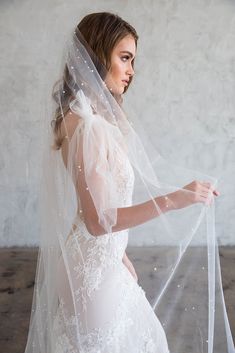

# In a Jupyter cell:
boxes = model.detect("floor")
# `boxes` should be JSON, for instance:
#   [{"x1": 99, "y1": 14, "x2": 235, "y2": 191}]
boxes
[{"x1": 0, "y1": 246, "x2": 234, "y2": 353}]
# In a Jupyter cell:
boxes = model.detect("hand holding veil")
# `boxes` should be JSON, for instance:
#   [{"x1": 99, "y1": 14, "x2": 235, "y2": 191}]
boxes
[{"x1": 24, "y1": 29, "x2": 235, "y2": 353}]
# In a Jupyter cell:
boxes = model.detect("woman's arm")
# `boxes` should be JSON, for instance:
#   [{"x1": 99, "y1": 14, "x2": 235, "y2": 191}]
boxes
[
  {"x1": 80, "y1": 178, "x2": 219, "y2": 237},
  {"x1": 113, "y1": 194, "x2": 171, "y2": 233}
]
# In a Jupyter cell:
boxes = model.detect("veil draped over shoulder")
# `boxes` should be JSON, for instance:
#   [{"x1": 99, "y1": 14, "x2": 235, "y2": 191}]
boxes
[{"x1": 24, "y1": 30, "x2": 235, "y2": 353}]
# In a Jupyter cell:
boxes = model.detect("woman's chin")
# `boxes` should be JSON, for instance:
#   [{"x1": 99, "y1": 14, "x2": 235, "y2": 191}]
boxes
[
  {"x1": 110, "y1": 88, "x2": 124, "y2": 96},
  {"x1": 119, "y1": 87, "x2": 125, "y2": 95}
]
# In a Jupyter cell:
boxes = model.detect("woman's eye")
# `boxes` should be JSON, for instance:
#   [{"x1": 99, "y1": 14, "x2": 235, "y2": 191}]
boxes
[{"x1": 121, "y1": 56, "x2": 130, "y2": 62}]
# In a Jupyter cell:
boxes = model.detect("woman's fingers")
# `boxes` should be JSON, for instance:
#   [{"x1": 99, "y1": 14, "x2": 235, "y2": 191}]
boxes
[
  {"x1": 201, "y1": 182, "x2": 220, "y2": 198},
  {"x1": 181, "y1": 180, "x2": 220, "y2": 208},
  {"x1": 195, "y1": 181, "x2": 220, "y2": 205}
]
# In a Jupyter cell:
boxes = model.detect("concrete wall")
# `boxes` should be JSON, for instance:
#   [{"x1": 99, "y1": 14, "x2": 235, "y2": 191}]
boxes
[{"x1": 0, "y1": 0, "x2": 234, "y2": 246}]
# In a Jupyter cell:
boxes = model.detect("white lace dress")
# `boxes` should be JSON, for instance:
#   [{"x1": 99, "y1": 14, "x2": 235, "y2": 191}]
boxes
[{"x1": 52, "y1": 137, "x2": 170, "y2": 353}]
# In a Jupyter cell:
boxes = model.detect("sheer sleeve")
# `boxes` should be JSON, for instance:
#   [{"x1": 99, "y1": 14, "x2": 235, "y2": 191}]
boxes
[{"x1": 69, "y1": 94, "x2": 121, "y2": 235}]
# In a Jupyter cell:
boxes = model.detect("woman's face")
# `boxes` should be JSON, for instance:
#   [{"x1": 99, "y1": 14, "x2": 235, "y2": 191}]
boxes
[{"x1": 105, "y1": 34, "x2": 136, "y2": 95}]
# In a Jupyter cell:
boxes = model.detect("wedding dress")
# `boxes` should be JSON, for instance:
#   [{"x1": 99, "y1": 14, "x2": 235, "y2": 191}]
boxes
[{"x1": 52, "y1": 128, "x2": 169, "y2": 352}]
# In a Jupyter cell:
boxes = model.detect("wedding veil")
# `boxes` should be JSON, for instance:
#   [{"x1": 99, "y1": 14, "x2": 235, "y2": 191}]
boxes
[{"x1": 24, "y1": 27, "x2": 235, "y2": 353}]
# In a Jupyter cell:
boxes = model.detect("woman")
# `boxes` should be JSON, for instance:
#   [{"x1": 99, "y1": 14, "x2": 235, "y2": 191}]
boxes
[{"x1": 24, "y1": 12, "x2": 234, "y2": 353}]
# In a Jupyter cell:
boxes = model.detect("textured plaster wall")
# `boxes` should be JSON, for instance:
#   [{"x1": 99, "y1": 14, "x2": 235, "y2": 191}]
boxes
[{"x1": 0, "y1": 0, "x2": 234, "y2": 246}]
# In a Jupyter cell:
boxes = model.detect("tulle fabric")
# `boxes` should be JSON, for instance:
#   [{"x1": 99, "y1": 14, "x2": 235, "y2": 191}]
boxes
[{"x1": 24, "y1": 30, "x2": 235, "y2": 353}]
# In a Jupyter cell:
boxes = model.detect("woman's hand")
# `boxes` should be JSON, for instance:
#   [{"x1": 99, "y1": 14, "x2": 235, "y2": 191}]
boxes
[
  {"x1": 168, "y1": 180, "x2": 220, "y2": 210},
  {"x1": 122, "y1": 252, "x2": 138, "y2": 282}
]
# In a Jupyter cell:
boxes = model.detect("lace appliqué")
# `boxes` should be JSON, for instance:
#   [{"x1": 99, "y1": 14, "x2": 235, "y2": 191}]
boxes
[
  {"x1": 65, "y1": 229, "x2": 128, "y2": 312},
  {"x1": 53, "y1": 271, "x2": 158, "y2": 353},
  {"x1": 74, "y1": 239, "x2": 119, "y2": 307}
]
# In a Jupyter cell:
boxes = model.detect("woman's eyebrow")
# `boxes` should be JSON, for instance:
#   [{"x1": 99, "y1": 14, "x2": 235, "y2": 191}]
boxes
[{"x1": 119, "y1": 50, "x2": 134, "y2": 58}]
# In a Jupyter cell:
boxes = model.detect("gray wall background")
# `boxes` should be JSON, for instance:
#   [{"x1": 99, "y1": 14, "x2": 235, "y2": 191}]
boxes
[{"x1": 0, "y1": 0, "x2": 235, "y2": 246}]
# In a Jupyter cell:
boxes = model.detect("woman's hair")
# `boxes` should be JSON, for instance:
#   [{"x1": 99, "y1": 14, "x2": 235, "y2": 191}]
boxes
[{"x1": 51, "y1": 12, "x2": 138, "y2": 150}]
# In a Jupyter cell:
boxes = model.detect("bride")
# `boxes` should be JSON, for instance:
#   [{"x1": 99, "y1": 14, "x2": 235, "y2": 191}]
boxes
[{"x1": 24, "y1": 12, "x2": 234, "y2": 353}]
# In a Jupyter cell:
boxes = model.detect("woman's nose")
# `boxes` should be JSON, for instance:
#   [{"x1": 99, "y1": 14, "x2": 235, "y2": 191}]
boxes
[{"x1": 127, "y1": 64, "x2": 134, "y2": 76}]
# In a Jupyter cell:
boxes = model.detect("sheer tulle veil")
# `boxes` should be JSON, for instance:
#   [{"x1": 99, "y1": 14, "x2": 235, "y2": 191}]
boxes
[{"x1": 24, "y1": 22, "x2": 235, "y2": 353}]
